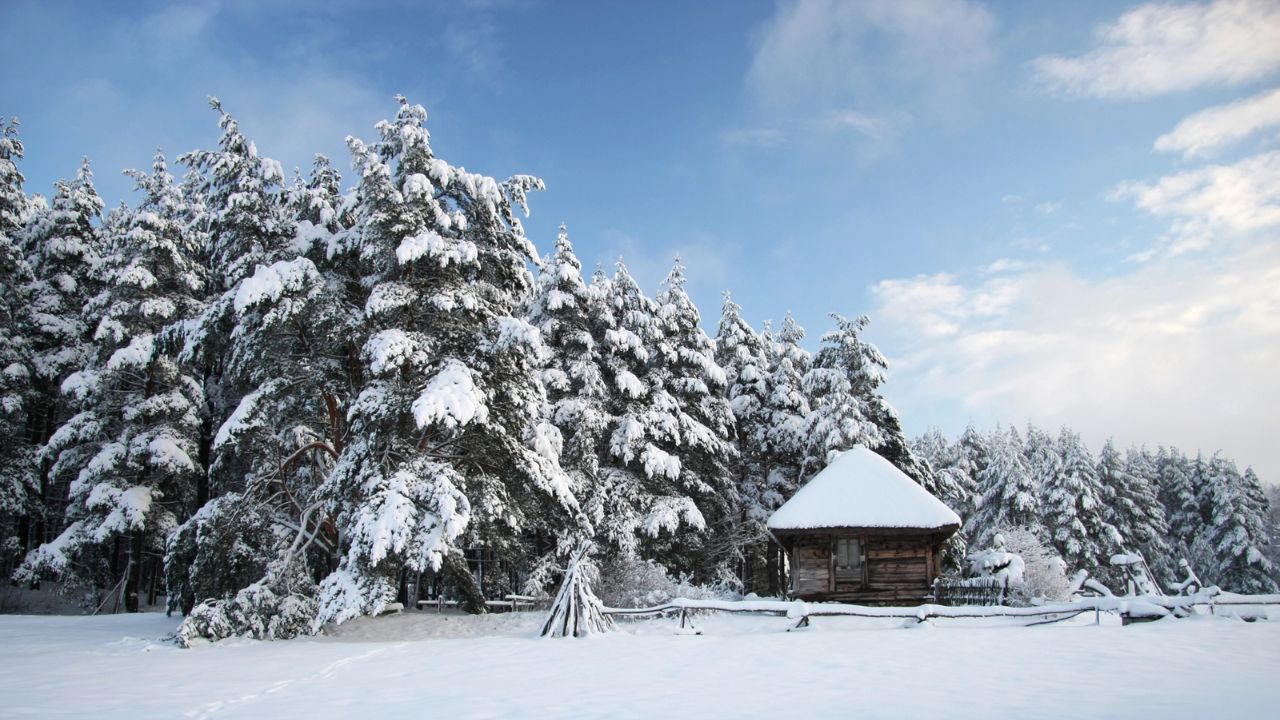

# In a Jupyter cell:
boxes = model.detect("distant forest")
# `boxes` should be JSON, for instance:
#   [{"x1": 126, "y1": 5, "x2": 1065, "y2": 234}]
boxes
[{"x1": 1, "y1": 98, "x2": 1275, "y2": 642}]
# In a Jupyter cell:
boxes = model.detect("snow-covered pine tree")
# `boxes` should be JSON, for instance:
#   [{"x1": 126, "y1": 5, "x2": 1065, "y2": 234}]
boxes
[
  {"x1": 523, "y1": 225, "x2": 604, "y2": 588},
  {"x1": 16, "y1": 152, "x2": 205, "y2": 611},
  {"x1": 1042, "y1": 428, "x2": 1123, "y2": 579},
  {"x1": 176, "y1": 99, "x2": 298, "y2": 499},
  {"x1": 288, "y1": 154, "x2": 351, "y2": 238},
  {"x1": 958, "y1": 422, "x2": 991, "y2": 490},
  {"x1": 760, "y1": 313, "x2": 811, "y2": 506},
  {"x1": 314, "y1": 96, "x2": 575, "y2": 626},
  {"x1": 801, "y1": 313, "x2": 884, "y2": 477},
  {"x1": 754, "y1": 313, "x2": 811, "y2": 593},
  {"x1": 651, "y1": 261, "x2": 736, "y2": 583},
  {"x1": 167, "y1": 143, "x2": 362, "y2": 627},
  {"x1": 1105, "y1": 444, "x2": 1175, "y2": 584},
  {"x1": 1195, "y1": 456, "x2": 1275, "y2": 593},
  {"x1": 591, "y1": 260, "x2": 711, "y2": 580},
  {"x1": 966, "y1": 427, "x2": 1038, "y2": 550},
  {"x1": 714, "y1": 292, "x2": 772, "y2": 590},
  {"x1": 19, "y1": 158, "x2": 105, "y2": 560},
  {"x1": 1154, "y1": 446, "x2": 1200, "y2": 562},
  {"x1": 180, "y1": 98, "x2": 294, "y2": 292},
  {"x1": 1264, "y1": 483, "x2": 1280, "y2": 585},
  {"x1": 912, "y1": 428, "x2": 976, "y2": 571},
  {"x1": 0, "y1": 117, "x2": 37, "y2": 571},
  {"x1": 1021, "y1": 423, "x2": 1058, "y2": 543}
]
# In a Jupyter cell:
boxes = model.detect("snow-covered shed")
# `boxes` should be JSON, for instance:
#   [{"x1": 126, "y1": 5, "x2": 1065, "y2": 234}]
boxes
[{"x1": 767, "y1": 446, "x2": 961, "y2": 604}]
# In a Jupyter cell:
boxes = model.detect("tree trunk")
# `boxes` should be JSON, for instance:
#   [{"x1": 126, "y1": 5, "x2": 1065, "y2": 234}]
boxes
[
  {"x1": 765, "y1": 541, "x2": 779, "y2": 597},
  {"x1": 443, "y1": 552, "x2": 487, "y2": 614},
  {"x1": 124, "y1": 530, "x2": 144, "y2": 613}
]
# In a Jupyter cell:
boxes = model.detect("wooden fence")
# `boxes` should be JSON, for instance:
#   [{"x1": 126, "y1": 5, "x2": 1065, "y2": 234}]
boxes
[{"x1": 600, "y1": 589, "x2": 1280, "y2": 633}]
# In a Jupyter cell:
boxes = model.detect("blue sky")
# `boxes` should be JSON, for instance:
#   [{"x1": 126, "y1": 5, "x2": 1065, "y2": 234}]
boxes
[{"x1": 4, "y1": 0, "x2": 1280, "y2": 480}]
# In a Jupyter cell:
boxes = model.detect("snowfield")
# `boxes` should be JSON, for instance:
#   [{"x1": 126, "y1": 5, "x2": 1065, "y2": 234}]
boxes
[{"x1": 1, "y1": 609, "x2": 1277, "y2": 719}]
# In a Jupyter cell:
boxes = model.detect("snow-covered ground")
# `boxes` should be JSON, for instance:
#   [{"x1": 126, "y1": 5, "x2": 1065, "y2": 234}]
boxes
[{"x1": 1, "y1": 609, "x2": 1276, "y2": 719}]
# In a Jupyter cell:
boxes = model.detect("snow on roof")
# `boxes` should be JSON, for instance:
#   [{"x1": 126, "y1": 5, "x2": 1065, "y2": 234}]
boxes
[{"x1": 767, "y1": 446, "x2": 961, "y2": 531}]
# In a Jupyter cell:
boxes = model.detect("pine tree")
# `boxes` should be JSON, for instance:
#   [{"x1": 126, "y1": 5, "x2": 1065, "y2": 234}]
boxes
[
  {"x1": 966, "y1": 427, "x2": 1038, "y2": 549},
  {"x1": 652, "y1": 261, "x2": 736, "y2": 582},
  {"x1": 591, "y1": 260, "x2": 709, "y2": 578},
  {"x1": 523, "y1": 225, "x2": 605, "y2": 588},
  {"x1": 177, "y1": 99, "x2": 298, "y2": 500},
  {"x1": 1196, "y1": 456, "x2": 1275, "y2": 593},
  {"x1": 19, "y1": 158, "x2": 105, "y2": 564},
  {"x1": 0, "y1": 117, "x2": 37, "y2": 570},
  {"x1": 1155, "y1": 446, "x2": 1200, "y2": 562},
  {"x1": 180, "y1": 98, "x2": 294, "y2": 292},
  {"x1": 1103, "y1": 444, "x2": 1175, "y2": 584},
  {"x1": 714, "y1": 292, "x2": 772, "y2": 589},
  {"x1": 760, "y1": 313, "x2": 811, "y2": 504},
  {"x1": 801, "y1": 313, "x2": 884, "y2": 476},
  {"x1": 313, "y1": 97, "x2": 575, "y2": 626},
  {"x1": 166, "y1": 143, "x2": 361, "y2": 623},
  {"x1": 16, "y1": 153, "x2": 205, "y2": 612},
  {"x1": 912, "y1": 427, "x2": 976, "y2": 571},
  {"x1": 1042, "y1": 429, "x2": 1123, "y2": 578},
  {"x1": 1021, "y1": 423, "x2": 1058, "y2": 543}
]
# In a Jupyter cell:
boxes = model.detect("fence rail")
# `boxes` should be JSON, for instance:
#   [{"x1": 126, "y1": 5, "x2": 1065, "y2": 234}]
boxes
[{"x1": 600, "y1": 589, "x2": 1280, "y2": 632}]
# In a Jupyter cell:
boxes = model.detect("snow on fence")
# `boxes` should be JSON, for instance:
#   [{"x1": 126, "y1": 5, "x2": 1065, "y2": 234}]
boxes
[{"x1": 599, "y1": 589, "x2": 1280, "y2": 633}]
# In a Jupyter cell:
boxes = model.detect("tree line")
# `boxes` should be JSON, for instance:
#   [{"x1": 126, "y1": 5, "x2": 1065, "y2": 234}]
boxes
[{"x1": 0, "y1": 98, "x2": 1274, "y2": 642}]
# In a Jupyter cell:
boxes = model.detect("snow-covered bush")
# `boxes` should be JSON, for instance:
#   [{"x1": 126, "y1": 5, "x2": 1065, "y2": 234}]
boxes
[
  {"x1": 970, "y1": 529, "x2": 1070, "y2": 605},
  {"x1": 593, "y1": 555, "x2": 725, "y2": 609},
  {"x1": 175, "y1": 557, "x2": 317, "y2": 646}
]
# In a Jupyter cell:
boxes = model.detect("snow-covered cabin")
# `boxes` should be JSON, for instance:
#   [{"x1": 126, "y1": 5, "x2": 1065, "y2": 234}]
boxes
[{"x1": 767, "y1": 446, "x2": 961, "y2": 604}]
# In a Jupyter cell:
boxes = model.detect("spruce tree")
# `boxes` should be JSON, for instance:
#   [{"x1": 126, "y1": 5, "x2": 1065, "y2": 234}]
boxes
[
  {"x1": 966, "y1": 427, "x2": 1038, "y2": 549},
  {"x1": 715, "y1": 292, "x2": 772, "y2": 589},
  {"x1": 1155, "y1": 446, "x2": 1200, "y2": 562},
  {"x1": 1043, "y1": 428, "x2": 1123, "y2": 578},
  {"x1": 0, "y1": 117, "x2": 37, "y2": 570},
  {"x1": 19, "y1": 159, "x2": 105, "y2": 563},
  {"x1": 523, "y1": 225, "x2": 605, "y2": 587},
  {"x1": 1196, "y1": 456, "x2": 1275, "y2": 593},
  {"x1": 760, "y1": 313, "x2": 811, "y2": 501},
  {"x1": 801, "y1": 313, "x2": 884, "y2": 477},
  {"x1": 652, "y1": 261, "x2": 736, "y2": 581},
  {"x1": 16, "y1": 153, "x2": 205, "y2": 610},
  {"x1": 592, "y1": 261, "x2": 708, "y2": 578},
  {"x1": 756, "y1": 312, "x2": 811, "y2": 592},
  {"x1": 1106, "y1": 444, "x2": 1175, "y2": 583},
  {"x1": 314, "y1": 97, "x2": 575, "y2": 625}
]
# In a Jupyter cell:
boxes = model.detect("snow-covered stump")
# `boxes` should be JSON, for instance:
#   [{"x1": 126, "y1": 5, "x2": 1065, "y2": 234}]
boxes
[{"x1": 541, "y1": 547, "x2": 613, "y2": 638}]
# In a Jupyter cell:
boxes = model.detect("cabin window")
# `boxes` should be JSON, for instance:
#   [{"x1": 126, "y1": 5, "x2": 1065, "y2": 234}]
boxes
[{"x1": 835, "y1": 538, "x2": 861, "y2": 574}]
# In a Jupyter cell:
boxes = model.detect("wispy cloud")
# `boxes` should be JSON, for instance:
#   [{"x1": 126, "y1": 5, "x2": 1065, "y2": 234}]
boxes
[
  {"x1": 1155, "y1": 86, "x2": 1280, "y2": 158},
  {"x1": 734, "y1": 0, "x2": 996, "y2": 148},
  {"x1": 1112, "y1": 150, "x2": 1280, "y2": 253},
  {"x1": 1032, "y1": 0, "x2": 1280, "y2": 99},
  {"x1": 871, "y1": 245, "x2": 1280, "y2": 479}
]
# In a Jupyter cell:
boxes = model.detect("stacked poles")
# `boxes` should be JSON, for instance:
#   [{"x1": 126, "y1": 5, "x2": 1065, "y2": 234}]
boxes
[{"x1": 541, "y1": 544, "x2": 614, "y2": 638}]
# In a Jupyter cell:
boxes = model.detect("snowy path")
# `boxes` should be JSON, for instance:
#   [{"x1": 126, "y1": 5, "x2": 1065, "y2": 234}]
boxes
[{"x1": 0, "y1": 611, "x2": 1276, "y2": 718}]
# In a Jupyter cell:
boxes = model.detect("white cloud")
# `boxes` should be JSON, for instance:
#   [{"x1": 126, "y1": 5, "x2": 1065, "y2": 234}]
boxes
[
  {"x1": 1112, "y1": 150, "x2": 1280, "y2": 253},
  {"x1": 871, "y1": 246, "x2": 1280, "y2": 481},
  {"x1": 1032, "y1": 0, "x2": 1280, "y2": 98},
  {"x1": 741, "y1": 0, "x2": 996, "y2": 142},
  {"x1": 1155, "y1": 86, "x2": 1280, "y2": 158}
]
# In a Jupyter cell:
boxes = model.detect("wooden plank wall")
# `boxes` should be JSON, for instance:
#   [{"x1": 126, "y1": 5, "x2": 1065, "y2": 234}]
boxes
[
  {"x1": 865, "y1": 538, "x2": 929, "y2": 592},
  {"x1": 793, "y1": 540, "x2": 830, "y2": 595}
]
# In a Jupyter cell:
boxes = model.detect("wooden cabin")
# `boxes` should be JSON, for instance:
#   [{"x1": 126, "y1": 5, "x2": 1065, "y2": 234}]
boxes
[{"x1": 767, "y1": 446, "x2": 961, "y2": 604}]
